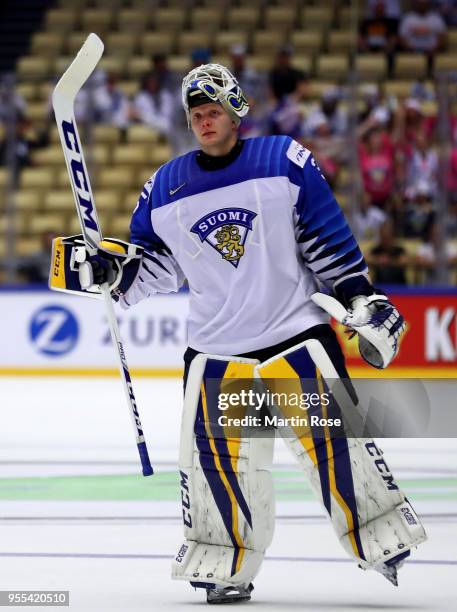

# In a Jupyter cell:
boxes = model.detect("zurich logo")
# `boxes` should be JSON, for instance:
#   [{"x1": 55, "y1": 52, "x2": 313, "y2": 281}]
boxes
[
  {"x1": 29, "y1": 305, "x2": 79, "y2": 356},
  {"x1": 190, "y1": 207, "x2": 257, "y2": 268}
]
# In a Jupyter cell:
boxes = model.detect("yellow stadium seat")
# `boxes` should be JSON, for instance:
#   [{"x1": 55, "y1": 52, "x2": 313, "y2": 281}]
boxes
[
  {"x1": 316, "y1": 55, "x2": 349, "y2": 80},
  {"x1": 383, "y1": 80, "x2": 413, "y2": 99},
  {"x1": 126, "y1": 55, "x2": 152, "y2": 78},
  {"x1": 227, "y1": 8, "x2": 260, "y2": 32},
  {"x1": 124, "y1": 190, "x2": 143, "y2": 212},
  {"x1": 16, "y1": 83, "x2": 37, "y2": 102},
  {"x1": 93, "y1": 190, "x2": 122, "y2": 212},
  {"x1": 149, "y1": 145, "x2": 172, "y2": 166},
  {"x1": 106, "y1": 33, "x2": 138, "y2": 57},
  {"x1": 395, "y1": 54, "x2": 428, "y2": 79},
  {"x1": 81, "y1": 9, "x2": 114, "y2": 33},
  {"x1": 45, "y1": 9, "x2": 78, "y2": 32},
  {"x1": 264, "y1": 6, "x2": 297, "y2": 29},
  {"x1": 177, "y1": 31, "x2": 213, "y2": 55},
  {"x1": 98, "y1": 167, "x2": 136, "y2": 189},
  {"x1": 20, "y1": 168, "x2": 55, "y2": 190},
  {"x1": 435, "y1": 54, "x2": 457, "y2": 72},
  {"x1": 190, "y1": 8, "x2": 223, "y2": 31},
  {"x1": 127, "y1": 125, "x2": 160, "y2": 144},
  {"x1": 248, "y1": 56, "x2": 273, "y2": 72},
  {"x1": 29, "y1": 214, "x2": 65, "y2": 235},
  {"x1": 116, "y1": 8, "x2": 149, "y2": 32},
  {"x1": 66, "y1": 33, "x2": 89, "y2": 55},
  {"x1": 290, "y1": 31, "x2": 323, "y2": 55},
  {"x1": 112, "y1": 145, "x2": 147, "y2": 166},
  {"x1": 37, "y1": 82, "x2": 52, "y2": 101},
  {"x1": 44, "y1": 191, "x2": 75, "y2": 211},
  {"x1": 15, "y1": 190, "x2": 43, "y2": 211},
  {"x1": 136, "y1": 167, "x2": 156, "y2": 186},
  {"x1": 338, "y1": 7, "x2": 354, "y2": 28},
  {"x1": 118, "y1": 80, "x2": 140, "y2": 97},
  {"x1": 328, "y1": 30, "x2": 356, "y2": 53},
  {"x1": 31, "y1": 32, "x2": 65, "y2": 57},
  {"x1": 107, "y1": 214, "x2": 133, "y2": 238},
  {"x1": 26, "y1": 102, "x2": 49, "y2": 123},
  {"x1": 168, "y1": 55, "x2": 191, "y2": 72},
  {"x1": 154, "y1": 9, "x2": 187, "y2": 31},
  {"x1": 252, "y1": 31, "x2": 287, "y2": 56},
  {"x1": 15, "y1": 237, "x2": 42, "y2": 257},
  {"x1": 141, "y1": 32, "x2": 175, "y2": 56},
  {"x1": 98, "y1": 56, "x2": 126, "y2": 76},
  {"x1": 355, "y1": 54, "x2": 388, "y2": 80},
  {"x1": 31, "y1": 146, "x2": 65, "y2": 166},
  {"x1": 16, "y1": 57, "x2": 52, "y2": 81},
  {"x1": 0, "y1": 168, "x2": 9, "y2": 193},
  {"x1": 447, "y1": 28, "x2": 457, "y2": 48},
  {"x1": 291, "y1": 56, "x2": 313, "y2": 75},
  {"x1": 93, "y1": 125, "x2": 122, "y2": 144},
  {"x1": 53, "y1": 56, "x2": 74, "y2": 76},
  {"x1": 214, "y1": 31, "x2": 249, "y2": 54},
  {"x1": 90, "y1": 144, "x2": 111, "y2": 166},
  {"x1": 57, "y1": 168, "x2": 71, "y2": 188},
  {"x1": 301, "y1": 7, "x2": 334, "y2": 30}
]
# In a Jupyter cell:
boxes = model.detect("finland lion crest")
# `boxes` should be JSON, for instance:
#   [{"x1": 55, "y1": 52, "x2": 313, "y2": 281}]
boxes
[{"x1": 190, "y1": 207, "x2": 257, "y2": 268}]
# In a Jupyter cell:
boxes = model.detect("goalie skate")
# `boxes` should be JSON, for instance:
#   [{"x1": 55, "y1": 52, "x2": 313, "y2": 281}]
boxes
[{"x1": 206, "y1": 582, "x2": 254, "y2": 604}]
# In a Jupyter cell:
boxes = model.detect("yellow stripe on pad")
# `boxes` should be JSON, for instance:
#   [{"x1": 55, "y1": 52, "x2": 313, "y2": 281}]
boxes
[
  {"x1": 257, "y1": 357, "x2": 318, "y2": 467},
  {"x1": 99, "y1": 240, "x2": 126, "y2": 254},
  {"x1": 201, "y1": 382, "x2": 245, "y2": 573}
]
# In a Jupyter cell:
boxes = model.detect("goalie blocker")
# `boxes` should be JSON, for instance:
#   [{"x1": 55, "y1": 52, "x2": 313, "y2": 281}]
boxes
[
  {"x1": 172, "y1": 338, "x2": 426, "y2": 592},
  {"x1": 49, "y1": 234, "x2": 143, "y2": 299}
]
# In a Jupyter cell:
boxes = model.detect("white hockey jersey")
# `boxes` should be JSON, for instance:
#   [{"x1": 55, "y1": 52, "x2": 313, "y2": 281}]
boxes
[{"x1": 122, "y1": 136, "x2": 369, "y2": 355}]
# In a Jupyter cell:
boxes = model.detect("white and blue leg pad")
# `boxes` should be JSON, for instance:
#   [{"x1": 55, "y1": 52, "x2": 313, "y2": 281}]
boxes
[
  {"x1": 172, "y1": 353, "x2": 275, "y2": 588},
  {"x1": 255, "y1": 339, "x2": 427, "y2": 571}
]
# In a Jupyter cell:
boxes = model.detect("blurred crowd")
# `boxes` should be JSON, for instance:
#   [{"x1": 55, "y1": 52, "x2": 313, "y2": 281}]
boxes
[{"x1": 1, "y1": 0, "x2": 457, "y2": 284}]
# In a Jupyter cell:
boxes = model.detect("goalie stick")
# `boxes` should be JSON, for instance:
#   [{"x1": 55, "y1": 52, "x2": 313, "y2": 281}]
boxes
[{"x1": 52, "y1": 33, "x2": 153, "y2": 476}]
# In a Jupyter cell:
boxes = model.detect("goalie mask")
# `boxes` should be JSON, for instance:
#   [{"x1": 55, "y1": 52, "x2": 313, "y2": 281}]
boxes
[{"x1": 182, "y1": 63, "x2": 249, "y2": 127}]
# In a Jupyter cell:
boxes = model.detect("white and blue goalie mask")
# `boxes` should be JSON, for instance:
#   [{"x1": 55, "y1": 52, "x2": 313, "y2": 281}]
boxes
[{"x1": 182, "y1": 63, "x2": 249, "y2": 127}]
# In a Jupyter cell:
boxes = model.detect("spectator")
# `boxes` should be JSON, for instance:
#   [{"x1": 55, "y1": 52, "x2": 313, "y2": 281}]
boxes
[
  {"x1": 133, "y1": 71, "x2": 175, "y2": 137},
  {"x1": 305, "y1": 111, "x2": 345, "y2": 187},
  {"x1": 190, "y1": 48, "x2": 211, "y2": 69},
  {"x1": 267, "y1": 94, "x2": 304, "y2": 140},
  {"x1": 18, "y1": 231, "x2": 54, "y2": 283},
  {"x1": 404, "y1": 128, "x2": 439, "y2": 199},
  {"x1": 359, "y1": 0, "x2": 399, "y2": 75},
  {"x1": 358, "y1": 120, "x2": 396, "y2": 209},
  {"x1": 0, "y1": 112, "x2": 38, "y2": 185},
  {"x1": 268, "y1": 45, "x2": 308, "y2": 102},
  {"x1": 399, "y1": 0, "x2": 447, "y2": 56},
  {"x1": 351, "y1": 190, "x2": 388, "y2": 242},
  {"x1": 357, "y1": 84, "x2": 383, "y2": 124},
  {"x1": 92, "y1": 73, "x2": 131, "y2": 129},
  {"x1": 367, "y1": 219, "x2": 409, "y2": 284},
  {"x1": 151, "y1": 53, "x2": 179, "y2": 94},
  {"x1": 305, "y1": 87, "x2": 347, "y2": 137},
  {"x1": 230, "y1": 44, "x2": 266, "y2": 104},
  {"x1": 367, "y1": 0, "x2": 402, "y2": 19},
  {"x1": 402, "y1": 179, "x2": 436, "y2": 237},
  {"x1": 414, "y1": 221, "x2": 457, "y2": 283}
]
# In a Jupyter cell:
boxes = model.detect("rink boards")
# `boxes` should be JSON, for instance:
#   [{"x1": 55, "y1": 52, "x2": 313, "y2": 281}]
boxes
[{"x1": 1, "y1": 287, "x2": 457, "y2": 377}]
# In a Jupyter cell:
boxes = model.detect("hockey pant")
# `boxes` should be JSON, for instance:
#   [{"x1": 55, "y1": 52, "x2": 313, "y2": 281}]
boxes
[{"x1": 171, "y1": 340, "x2": 426, "y2": 588}]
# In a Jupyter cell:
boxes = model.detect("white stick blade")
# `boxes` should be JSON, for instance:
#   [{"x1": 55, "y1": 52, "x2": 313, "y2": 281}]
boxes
[{"x1": 52, "y1": 33, "x2": 104, "y2": 104}]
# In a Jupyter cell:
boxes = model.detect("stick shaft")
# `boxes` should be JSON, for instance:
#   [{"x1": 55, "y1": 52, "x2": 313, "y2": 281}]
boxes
[{"x1": 52, "y1": 34, "x2": 153, "y2": 476}]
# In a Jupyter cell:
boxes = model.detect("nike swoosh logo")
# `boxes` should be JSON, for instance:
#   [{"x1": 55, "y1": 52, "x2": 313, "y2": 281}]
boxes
[{"x1": 169, "y1": 182, "x2": 186, "y2": 196}]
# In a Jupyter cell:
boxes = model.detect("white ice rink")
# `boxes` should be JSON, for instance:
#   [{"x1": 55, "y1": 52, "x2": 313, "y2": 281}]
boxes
[{"x1": 0, "y1": 377, "x2": 456, "y2": 611}]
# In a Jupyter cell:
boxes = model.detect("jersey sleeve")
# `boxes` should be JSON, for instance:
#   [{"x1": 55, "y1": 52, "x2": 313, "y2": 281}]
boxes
[
  {"x1": 119, "y1": 174, "x2": 185, "y2": 308},
  {"x1": 287, "y1": 140, "x2": 374, "y2": 306}
]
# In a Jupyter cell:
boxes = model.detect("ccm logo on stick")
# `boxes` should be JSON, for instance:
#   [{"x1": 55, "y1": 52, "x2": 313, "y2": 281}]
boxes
[{"x1": 61, "y1": 119, "x2": 98, "y2": 232}]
